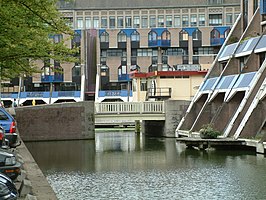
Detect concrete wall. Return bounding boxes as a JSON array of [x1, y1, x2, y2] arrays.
[[143, 100, 190, 137], [15, 101, 95, 141]]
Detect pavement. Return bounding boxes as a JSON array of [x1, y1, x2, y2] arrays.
[[15, 138, 58, 200]]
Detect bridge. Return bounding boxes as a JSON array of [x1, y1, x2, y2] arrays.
[[94, 101, 165, 126]]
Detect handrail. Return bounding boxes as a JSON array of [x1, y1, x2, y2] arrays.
[[95, 101, 165, 114]]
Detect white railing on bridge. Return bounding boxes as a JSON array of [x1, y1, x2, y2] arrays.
[[95, 101, 165, 114]]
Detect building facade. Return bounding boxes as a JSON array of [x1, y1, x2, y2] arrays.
[[1, 0, 241, 105], [176, 0, 266, 141]]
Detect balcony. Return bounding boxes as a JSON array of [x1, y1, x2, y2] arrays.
[[41, 75, 64, 83], [147, 87, 172, 99], [211, 38, 225, 46]]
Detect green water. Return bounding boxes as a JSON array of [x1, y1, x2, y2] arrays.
[[26, 131, 266, 200]]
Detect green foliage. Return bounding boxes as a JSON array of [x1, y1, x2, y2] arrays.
[[0, 0, 77, 79], [199, 124, 221, 139]]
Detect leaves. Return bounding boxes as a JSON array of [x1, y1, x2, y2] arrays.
[[0, 0, 77, 78]]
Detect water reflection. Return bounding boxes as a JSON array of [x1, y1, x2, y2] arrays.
[[25, 131, 266, 200]]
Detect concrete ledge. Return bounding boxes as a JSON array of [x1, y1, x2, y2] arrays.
[[19, 179, 32, 197], [25, 194, 38, 200], [16, 137, 58, 199]]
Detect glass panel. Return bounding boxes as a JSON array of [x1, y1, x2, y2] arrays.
[[182, 15, 189, 27], [109, 16, 115, 28], [77, 17, 83, 29], [149, 15, 156, 28], [141, 16, 148, 28], [126, 16, 132, 28], [190, 14, 197, 27], [198, 14, 205, 26], [158, 15, 164, 27], [85, 17, 92, 28], [101, 17, 107, 28], [117, 16, 124, 28], [174, 15, 181, 27]]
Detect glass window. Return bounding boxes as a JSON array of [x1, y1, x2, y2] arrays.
[[182, 15, 189, 27], [77, 17, 83, 29], [149, 15, 156, 28], [85, 17, 92, 28], [101, 17, 107, 28], [131, 31, 140, 41], [100, 32, 109, 42], [148, 31, 157, 41], [93, 17, 99, 28], [166, 15, 172, 27], [126, 16, 132, 28], [118, 65, 127, 75], [180, 30, 188, 41], [158, 15, 164, 27], [209, 14, 222, 26], [192, 29, 202, 40], [162, 31, 171, 40], [109, 16, 115, 28], [117, 16, 124, 28], [133, 16, 140, 28], [54, 34, 63, 43], [174, 15, 181, 27], [198, 14, 205, 26], [234, 13, 240, 22], [226, 13, 233, 25], [190, 14, 197, 27], [118, 31, 127, 42], [141, 16, 148, 28]]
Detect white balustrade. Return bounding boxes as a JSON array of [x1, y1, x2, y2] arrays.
[[95, 101, 165, 114]]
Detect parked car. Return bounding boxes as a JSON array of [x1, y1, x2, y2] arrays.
[[0, 150, 21, 180], [0, 108, 18, 148], [0, 172, 18, 200]]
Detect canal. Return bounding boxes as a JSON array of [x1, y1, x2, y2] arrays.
[[26, 130, 266, 200]]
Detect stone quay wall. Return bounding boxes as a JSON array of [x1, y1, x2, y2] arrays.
[[15, 101, 95, 141], [143, 100, 190, 137]]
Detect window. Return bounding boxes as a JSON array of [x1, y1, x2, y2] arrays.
[[193, 56, 199, 64], [54, 34, 63, 43], [141, 16, 148, 28], [137, 49, 153, 56], [107, 49, 123, 57], [180, 30, 188, 41], [72, 32, 81, 48], [209, 14, 222, 26], [194, 47, 215, 55], [234, 13, 240, 22], [101, 17, 107, 28], [162, 30, 171, 40], [192, 29, 202, 40], [133, 16, 140, 28], [72, 65, 81, 76], [149, 15, 156, 28], [158, 15, 164, 27], [211, 29, 220, 39], [118, 31, 127, 42], [126, 16, 132, 28], [208, 0, 223, 4], [164, 48, 184, 56], [198, 14, 205, 26], [183, 56, 189, 64], [118, 65, 127, 75], [190, 14, 197, 27], [182, 15, 189, 27], [174, 15, 181, 27], [117, 16, 124, 28], [100, 32, 109, 42], [131, 31, 140, 41], [226, 13, 233, 25], [85, 17, 92, 28], [166, 16, 172, 27], [77, 17, 83, 29], [148, 31, 157, 41], [93, 17, 99, 28], [109, 16, 115, 28]]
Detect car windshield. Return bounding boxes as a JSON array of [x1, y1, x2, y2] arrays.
[[0, 111, 8, 120]]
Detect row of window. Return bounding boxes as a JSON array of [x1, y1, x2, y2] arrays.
[[101, 47, 215, 58], [100, 29, 228, 43], [76, 13, 239, 29]]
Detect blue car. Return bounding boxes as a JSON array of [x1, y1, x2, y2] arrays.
[[0, 108, 18, 148]]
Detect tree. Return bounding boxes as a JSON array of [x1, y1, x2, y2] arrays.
[[0, 0, 77, 79]]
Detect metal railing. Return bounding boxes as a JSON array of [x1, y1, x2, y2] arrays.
[[95, 101, 165, 114]]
